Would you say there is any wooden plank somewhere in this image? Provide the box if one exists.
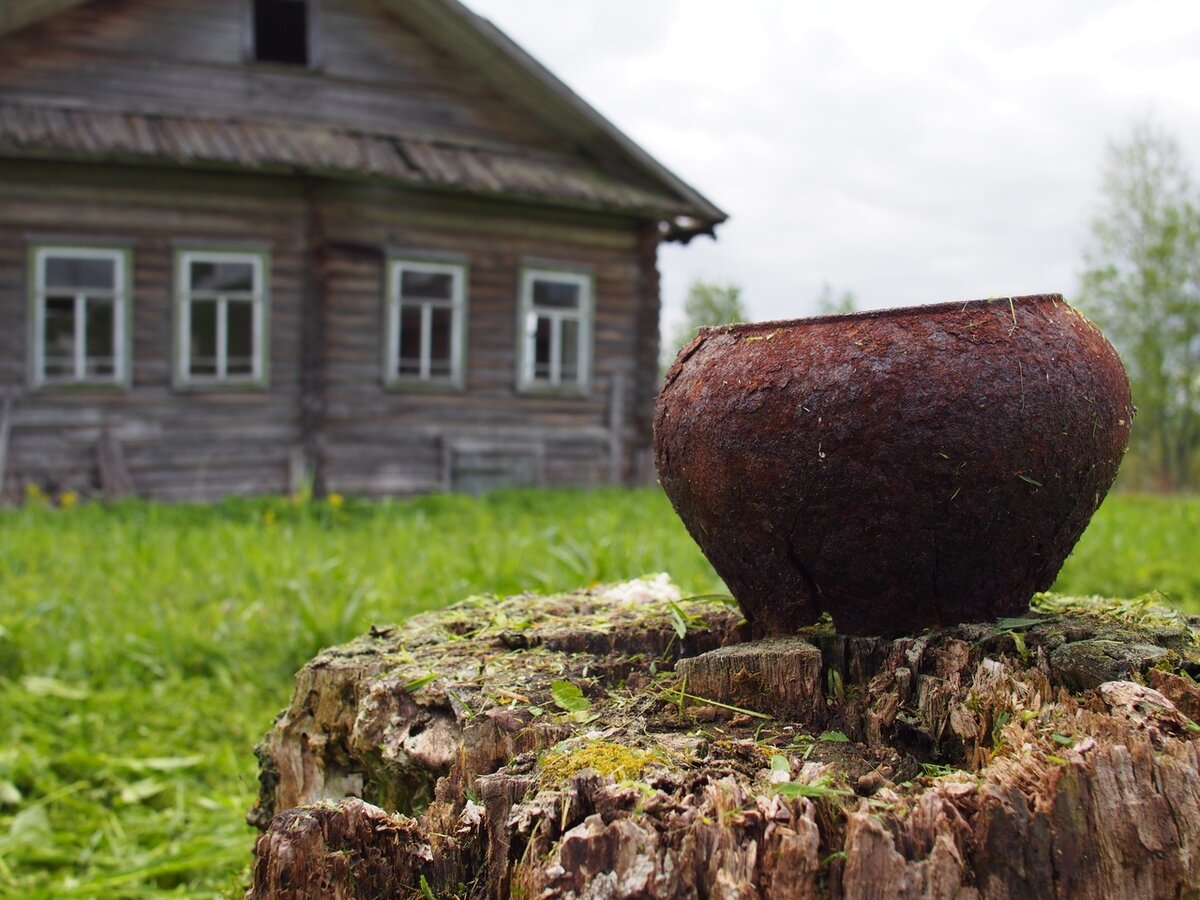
[300,185,331,493]
[0,0,567,149]
[607,371,625,484]
[0,392,13,501]
[96,427,134,499]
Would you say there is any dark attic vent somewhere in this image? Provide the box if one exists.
[254,0,310,66]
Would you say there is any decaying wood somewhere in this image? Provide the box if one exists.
[248,578,1200,899]
[676,635,823,721]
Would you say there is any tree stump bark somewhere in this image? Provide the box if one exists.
[246,577,1200,899]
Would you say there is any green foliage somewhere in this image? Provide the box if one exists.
[1052,493,1200,613]
[770,776,853,800]
[1079,119,1200,490]
[550,680,591,714]
[0,488,719,897]
[0,489,1195,895]
[814,282,858,316]
[665,278,747,366]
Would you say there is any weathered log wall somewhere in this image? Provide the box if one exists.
[0,0,566,149]
[0,161,307,501]
[0,0,670,501]
[0,159,658,500]
[247,581,1200,898]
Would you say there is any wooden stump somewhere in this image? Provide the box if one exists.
[246,578,1200,899]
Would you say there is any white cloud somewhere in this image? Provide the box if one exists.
[468,0,1200,324]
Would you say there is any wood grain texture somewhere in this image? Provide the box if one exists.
[246,583,1200,898]
[0,0,566,148]
[0,160,658,499]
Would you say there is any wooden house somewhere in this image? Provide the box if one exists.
[0,0,725,501]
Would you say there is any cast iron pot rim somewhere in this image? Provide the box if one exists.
[702,292,1067,337]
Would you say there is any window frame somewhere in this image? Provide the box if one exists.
[383,256,468,391]
[173,248,271,389]
[28,244,133,390]
[515,266,593,396]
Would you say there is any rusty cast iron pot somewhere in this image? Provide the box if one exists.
[654,294,1133,637]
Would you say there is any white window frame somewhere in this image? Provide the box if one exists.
[516,267,593,394]
[29,245,131,389]
[174,249,269,387]
[384,258,467,390]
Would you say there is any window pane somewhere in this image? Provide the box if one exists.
[398,304,423,376]
[560,317,580,382]
[400,270,453,301]
[189,300,218,376]
[532,278,580,310]
[227,301,254,376]
[191,260,254,292]
[429,306,452,376]
[45,255,115,290]
[44,296,76,377]
[85,300,116,377]
[533,315,552,379]
[254,0,309,66]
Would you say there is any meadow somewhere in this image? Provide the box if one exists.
[0,488,1197,897]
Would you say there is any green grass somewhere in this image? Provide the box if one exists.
[0,488,1196,896]
[1054,494,1200,609]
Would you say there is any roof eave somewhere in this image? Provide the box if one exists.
[383,0,728,235]
[0,143,699,223]
[1,0,729,240]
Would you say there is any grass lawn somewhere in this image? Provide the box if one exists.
[0,489,1196,897]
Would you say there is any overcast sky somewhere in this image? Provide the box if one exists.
[468,0,1200,334]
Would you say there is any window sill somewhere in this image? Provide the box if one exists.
[30,380,131,395]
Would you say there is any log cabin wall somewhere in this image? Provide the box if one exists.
[0,0,570,153]
[315,181,653,496]
[0,160,309,501]
[0,160,658,500]
[0,0,716,500]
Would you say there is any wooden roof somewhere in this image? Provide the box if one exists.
[0,0,726,241]
[0,104,694,218]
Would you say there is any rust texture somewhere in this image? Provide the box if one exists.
[654,294,1134,636]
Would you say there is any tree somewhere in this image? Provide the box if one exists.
[1079,120,1200,490]
[815,282,858,315]
[664,279,747,368]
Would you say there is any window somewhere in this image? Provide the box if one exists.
[30,246,130,387]
[253,0,310,66]
[517,268,592,393]
[385,259,467,389]
[175,250,268,386]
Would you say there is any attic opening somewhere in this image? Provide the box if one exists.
[253,0,310,66]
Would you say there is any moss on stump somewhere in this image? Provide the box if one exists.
[247,579,1200,899]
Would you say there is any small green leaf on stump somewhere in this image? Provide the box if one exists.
[551,680,591,714]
